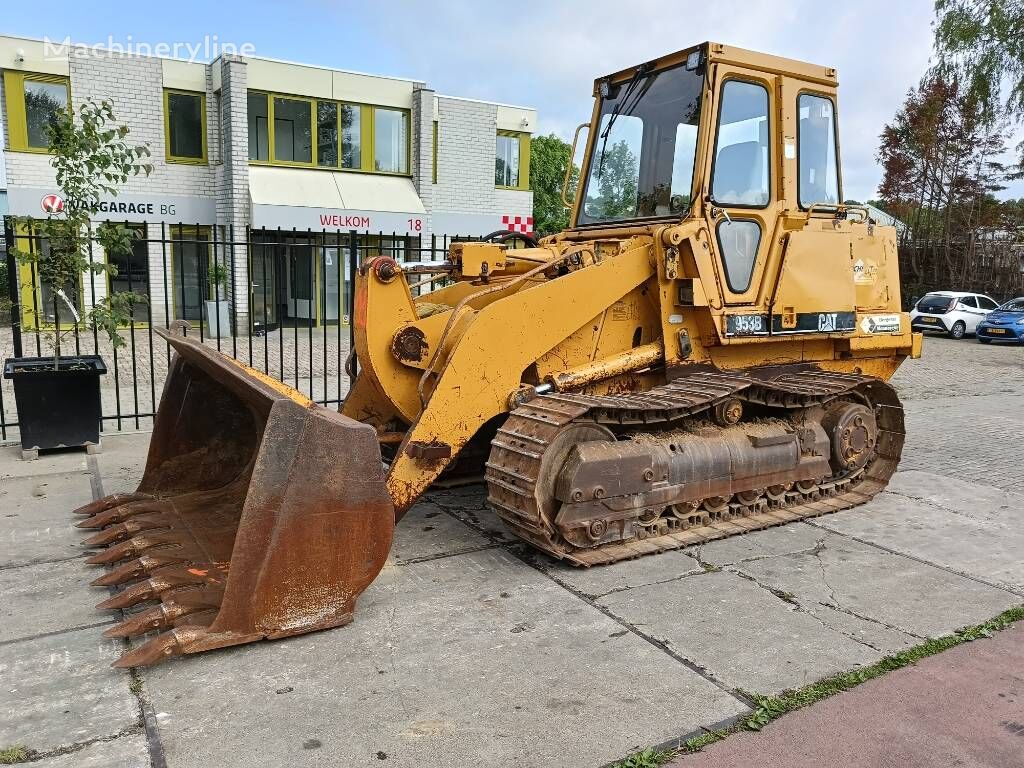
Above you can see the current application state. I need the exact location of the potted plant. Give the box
[204,261,231,338]
[3,98,151,458]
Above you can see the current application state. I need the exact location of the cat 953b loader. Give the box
[75,42,922,667]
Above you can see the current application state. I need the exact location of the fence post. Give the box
[3,218,22,358]
[347,229,358,389]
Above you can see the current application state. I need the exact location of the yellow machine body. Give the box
[77,42,920,666]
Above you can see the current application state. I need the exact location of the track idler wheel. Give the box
[822,402,878,473]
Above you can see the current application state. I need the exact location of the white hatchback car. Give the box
[910,291,1000,339]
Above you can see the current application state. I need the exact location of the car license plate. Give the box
[989,328,1006,334]
[921,317,937,323]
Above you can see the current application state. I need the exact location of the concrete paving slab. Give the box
[802,602,917,653]
[389,500,493,564]
[0,627,139,755]
[670,623,1024,768]
[547,549,705,599]
[30,733,149,768]
[694,522,826,567]
[816,486,1024,592]
[735,532,1018,644]
[887,470,1024,522]
[427,485,516,544]
[0,473,94,567]
[0,444,91,481]
[598,569,879,695]
[0,558,115,643]
[141,547,747,768]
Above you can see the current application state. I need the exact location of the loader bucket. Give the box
[75,329,394,667]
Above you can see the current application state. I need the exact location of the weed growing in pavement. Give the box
[0,746,31,765]
[610,746,674,768]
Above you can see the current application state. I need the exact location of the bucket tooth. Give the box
[96,579,162,610]
[96,567,224,610]
[90,554,184,586]
[112,624,209,668]
[73,492,154,516]
[82,518,169,548]
[103,605,171,638]
[103,597,214,639]
[84,534,185,565]
[76,502,165,530]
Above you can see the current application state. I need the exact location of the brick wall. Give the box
[432,96,532,236]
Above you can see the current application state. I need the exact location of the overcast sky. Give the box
[4,0,1022,201]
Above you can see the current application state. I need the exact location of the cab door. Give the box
[702,67,779,324]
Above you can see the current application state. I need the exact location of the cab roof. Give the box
[594,42,838,95]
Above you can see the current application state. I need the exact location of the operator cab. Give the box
[571,42,843,232]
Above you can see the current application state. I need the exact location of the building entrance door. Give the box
[250,241,279,332]
[285,241,315,321]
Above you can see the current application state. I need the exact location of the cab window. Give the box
[717,220,761,292]
[977,296,998,310]
[797,94,839,208]
[958,296,977,308]
[711,80,770,207]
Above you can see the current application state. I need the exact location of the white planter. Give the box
[204,299,232,338]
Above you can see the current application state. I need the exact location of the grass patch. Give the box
[624,604,1024,762]
[0,746,31,765]
[610,747,674,768]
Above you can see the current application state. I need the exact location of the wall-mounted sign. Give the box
[251,203,424,235]
[6,187,216,224]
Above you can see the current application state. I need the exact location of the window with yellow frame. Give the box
[246,91,410,175]
[14,224,84,330]
[164,89,207,164]
[3,71,71,153]
[495,130,530,190]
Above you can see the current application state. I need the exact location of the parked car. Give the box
[976,297,1024,344]
[909,291,999,339]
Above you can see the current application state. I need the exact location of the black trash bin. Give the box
[3,355,107,453]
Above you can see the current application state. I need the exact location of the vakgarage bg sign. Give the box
[6,188,216,224]
[251,203,424,234]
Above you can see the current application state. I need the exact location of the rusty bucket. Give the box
[75,329,394,667]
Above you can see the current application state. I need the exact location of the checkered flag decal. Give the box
[501,215,534,236]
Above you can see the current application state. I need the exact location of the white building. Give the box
[0,34,535,331]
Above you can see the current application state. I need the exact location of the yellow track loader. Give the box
[75,42,921,667]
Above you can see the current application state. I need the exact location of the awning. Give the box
[249,166,426,235]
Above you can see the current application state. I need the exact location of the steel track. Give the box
[485,370,904,566]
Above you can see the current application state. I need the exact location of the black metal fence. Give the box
[0,220,476,442]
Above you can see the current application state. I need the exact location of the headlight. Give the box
[1016,318,1024,325]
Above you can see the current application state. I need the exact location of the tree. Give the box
[877,73,1023,298]
[529,133,577,235]
[934,0,1024,168]
[8,98,152,366]
[583,139,639,221]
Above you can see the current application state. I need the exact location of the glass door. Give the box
[171,228,210,322]
[250,241,279,332]
[321,245,340,323]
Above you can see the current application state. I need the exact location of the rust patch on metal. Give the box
[75,331,395,668]
[406,440,453,460]
[391,326,429,363]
